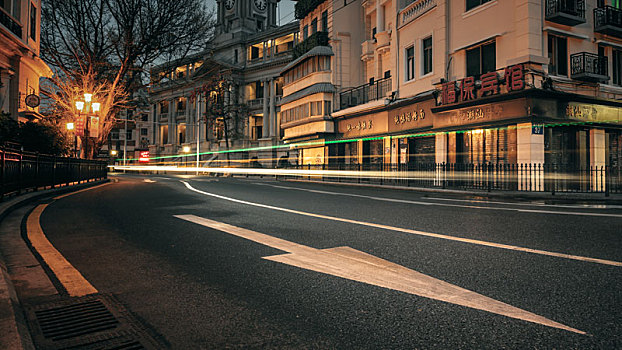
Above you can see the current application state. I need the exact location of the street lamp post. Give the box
[75,93,100,159]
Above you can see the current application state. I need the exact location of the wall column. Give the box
[269,78,276,138]
[590,129,606,191]
[262,80,269,138]
[168,98,175,146]
[435,133,447,185]
[516,122,544,191]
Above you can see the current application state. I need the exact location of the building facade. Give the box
[147,0,298,166]
[0,0,52,121]
[279,0,622,189]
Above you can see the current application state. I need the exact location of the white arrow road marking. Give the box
[143,179,157,183]
[174,214,585,335]
[180,181,622,267]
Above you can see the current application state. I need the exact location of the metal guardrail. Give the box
[546,0,585,20]
[0,149,108,199]
[275,163,620,195]
[594,5,622,35]
[570,52,608,79]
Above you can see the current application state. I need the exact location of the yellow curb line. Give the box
[26,182,112,296]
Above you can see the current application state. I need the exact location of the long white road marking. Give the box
[175,214,585,335]
[181,181,622,267]
[253,183,622,218]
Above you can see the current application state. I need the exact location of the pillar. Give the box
[262,80,269,138]
[168,98,175,146]
[516,122,544,191]
[435,133,447,185]
[590,129,606,191]
[376,2,384,33]
[269,78,276,138]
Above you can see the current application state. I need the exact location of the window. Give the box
[372,27,377,41]
[234,49,238,64]
[614,49,622,85]
[127,131,132,140]
[141,128,148,136]
[311,18,318,34]
[303,25,309,40]
[159,101,169,114]
[548,34,567,76]
[406,46,415,81]
[321,11,328,32]
[256,81,264,99]
[384,70,391,79]
[324,100,332,116]
[466,0,492,12]
[422,36,433,75]
[30,3,36,40]
[466,41,495,77]
[257,20,263,31]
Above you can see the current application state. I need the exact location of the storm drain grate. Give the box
[35,299,119,341]
[24,294,167,350]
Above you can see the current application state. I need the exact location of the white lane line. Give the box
[143,179,157,183]
[181,181,622,267]
[426,196,622,210]
[175,215,585,335]
[253,183,622,218]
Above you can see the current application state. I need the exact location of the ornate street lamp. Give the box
[74,93,100,158]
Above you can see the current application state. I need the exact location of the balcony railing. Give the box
[295,0,324,19]
[594,5,622,38]
[339,77,392,110]
[545,0,585,26]
[0,7,22,38]
[293,31,329,59]
[570,52,609,83]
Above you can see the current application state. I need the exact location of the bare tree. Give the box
[40,0,215,158]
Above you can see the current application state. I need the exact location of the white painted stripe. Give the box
[426,196,622,210]
[175,215,586,335]
[181,181,622,267]
[254,183,622,218]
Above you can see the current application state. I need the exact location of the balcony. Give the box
[594,6,622,38]
[375,31,390,54]
[570,52,608,83]
[295,0,324,19]
[293,31,329,59]
[0,7,22,38]
[361,40,375,61]
[339,77,391,110]
[545,0,585,26]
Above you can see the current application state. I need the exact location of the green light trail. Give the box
[117,119,615,162]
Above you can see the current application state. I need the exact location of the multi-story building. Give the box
[0,0,52,121]
[281,0,622,184]
[147,0,298,166]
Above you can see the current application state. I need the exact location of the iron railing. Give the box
[0,148,108,199]
[0,7,22,38]
[570,52,608,79]
[293,31,329,59]
[545,0,585,22]
[273,163,620,195]
[339,77,392,110]
[594,5,622,35]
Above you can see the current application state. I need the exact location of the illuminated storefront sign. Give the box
[139,151,150,163]
[439,64,525,106]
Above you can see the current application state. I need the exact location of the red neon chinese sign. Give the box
[439,64,525,105]
[139,151,150,163]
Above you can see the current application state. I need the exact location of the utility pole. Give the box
[196,94,201,175]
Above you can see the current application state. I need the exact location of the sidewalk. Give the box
[0,180,109,350]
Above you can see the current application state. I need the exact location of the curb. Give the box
[0,179,109,350]
[282,178,622,204]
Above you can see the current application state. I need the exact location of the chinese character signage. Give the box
[75,116,86,137]
[139,151,150,163]
[439,64,525,106]
[89,116,100,138]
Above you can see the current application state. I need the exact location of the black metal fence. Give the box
[279,163,621,196]
[339,77,392,110]
[1,149,108,200]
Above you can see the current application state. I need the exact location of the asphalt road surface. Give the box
[39,174,622,349]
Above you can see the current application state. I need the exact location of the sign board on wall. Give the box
[89,116,100,138]
[139,151,150,163]
[433,98,529,129]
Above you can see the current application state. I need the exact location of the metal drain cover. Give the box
[24,294,167,349]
